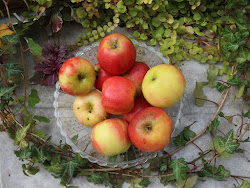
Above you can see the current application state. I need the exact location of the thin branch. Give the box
[163,87,231,158]
[238,124,250,142]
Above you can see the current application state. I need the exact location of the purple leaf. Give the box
[47,74,56,86]
[34,64,47,72]
[50,12,63,33]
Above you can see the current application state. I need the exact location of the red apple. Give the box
[59,57,96,96]
[97,33,136,75]
[128,107,173,152]
[91,118,131,156]
[73,90,109,127]
[94,63,112,91]
[123,62,149,97]
[102,76,136,115]
[123,97,152,123]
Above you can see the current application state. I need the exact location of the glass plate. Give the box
[53,40,183,167]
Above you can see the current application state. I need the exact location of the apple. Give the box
[97,33,136,75]
[128,107,173,152]
[123,97,152,123]
[73,89,109,127]
[102,76,136,115]
[142,64,185,108]
[123,61,149,97]
[59,57,96,96]
[94,63,112,91]
[91,118,131,156]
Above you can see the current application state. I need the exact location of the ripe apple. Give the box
[73,89,109,127]
[123,61,149,97]
[128,107,173,152]
[94,63,112,91]
[97,33,136,75]
[59,57,96,96]
[91,118,131,156]
[123,97,152,123]
[142,64,185,108]
[102,76,136,115]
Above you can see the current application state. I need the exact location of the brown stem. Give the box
[238,124,250,142]
[163,87,230,158]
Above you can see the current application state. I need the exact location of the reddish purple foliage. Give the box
[34,42,73,86]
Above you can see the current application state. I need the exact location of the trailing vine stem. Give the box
[163,87,231,158]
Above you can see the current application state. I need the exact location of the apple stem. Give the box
[78,72,85,82]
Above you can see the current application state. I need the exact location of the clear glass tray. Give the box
[53,40,183,167]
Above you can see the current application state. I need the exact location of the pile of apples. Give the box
[58,33,185,157]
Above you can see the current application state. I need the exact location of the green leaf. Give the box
[209,118,220,136]
[139,178,151,187]
[194,27,205,36]
[129,8,138,17]
[2,33,19,44]
[234,180,250,188]
[174,134,186,146]
[198,154,231,181]
[186,26,194,34]
[71,134,78,142]
[236,22,247,30]
[5,62,23,77]
[0,86,16,97]
[157,13,168,22]
[241,30,249,38]
[207,68,219,85]
[228,43,239,52]
[43,162,64,175]
[75,153,88,168]
[235,148,245,154]
[76,7,87,18]
[33,131,45,139]
[62,159,79,177]
[224,32,235,43]
[18,148,32,160]
[33,115,50,123]
[242,111,250,118]
[236,84,245,98]
[174,121,196,146]
[16,124,30,142]
[87,172,106,184]
[150,39,157,46]
[152,17,161,27]
[28,166,40,175]
[216,82,227,92]
[24,37,42,56]
[193,12,201,20]
[175,175,198,188]
[28,89,40,107]
[160,163,167,171]
[108,155,117,162]
[167,14,174,24]
[228,76,243,86]
[210,137,234,158]
[194,82,208,106]
[169,158,190,180]
[218,130,240,154]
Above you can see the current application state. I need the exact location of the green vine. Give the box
[0,0,249,187]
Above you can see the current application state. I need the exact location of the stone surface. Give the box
[0,22,249,188]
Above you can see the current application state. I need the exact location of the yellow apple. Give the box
[142,64,185,108]
[91,118,131,156]
[73,90,109,127]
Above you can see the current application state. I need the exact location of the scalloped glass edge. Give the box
[53,40,184,168]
